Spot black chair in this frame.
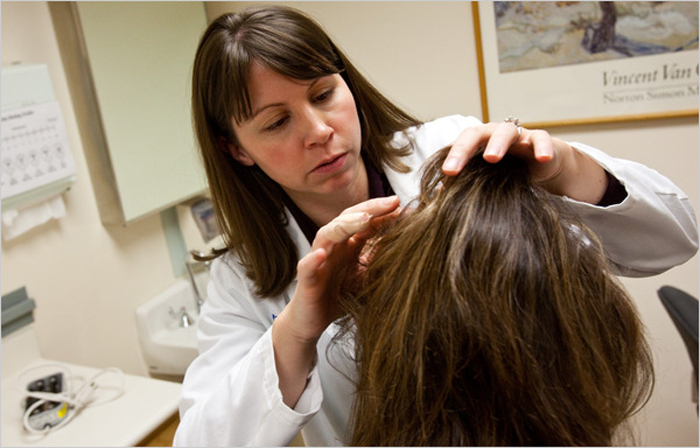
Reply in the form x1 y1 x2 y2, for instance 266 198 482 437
657 285 698 411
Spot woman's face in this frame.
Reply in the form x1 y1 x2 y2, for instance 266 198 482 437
230 61 364 205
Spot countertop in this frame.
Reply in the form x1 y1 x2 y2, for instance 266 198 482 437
1 325 182 447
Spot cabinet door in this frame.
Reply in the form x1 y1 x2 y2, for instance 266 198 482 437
52 2 208 225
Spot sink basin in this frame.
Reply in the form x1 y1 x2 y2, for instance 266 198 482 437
135 271 208 377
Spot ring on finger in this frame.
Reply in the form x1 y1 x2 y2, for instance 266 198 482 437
505 116 522 138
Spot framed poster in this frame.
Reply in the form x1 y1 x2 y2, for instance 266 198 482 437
474 1 699 127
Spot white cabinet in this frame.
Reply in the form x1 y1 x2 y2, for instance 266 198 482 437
50 2 208 225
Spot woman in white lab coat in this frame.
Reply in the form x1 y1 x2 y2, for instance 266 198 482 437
174 5 698 446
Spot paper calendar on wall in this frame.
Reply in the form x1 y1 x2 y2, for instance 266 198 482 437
1 65 77 210
1 101 76 203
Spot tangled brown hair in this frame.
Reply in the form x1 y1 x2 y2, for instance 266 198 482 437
191 5 420 297
339 148 654 446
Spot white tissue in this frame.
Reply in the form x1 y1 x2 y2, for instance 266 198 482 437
1 195 66 241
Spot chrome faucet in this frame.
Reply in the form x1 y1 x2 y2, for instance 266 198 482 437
185 251 211 314
169 306 195 328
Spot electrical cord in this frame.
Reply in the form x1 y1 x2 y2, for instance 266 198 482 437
16 363 126 435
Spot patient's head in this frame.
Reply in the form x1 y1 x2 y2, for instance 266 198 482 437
339 148 653 446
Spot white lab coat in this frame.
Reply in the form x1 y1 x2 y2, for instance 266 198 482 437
174 115 698 447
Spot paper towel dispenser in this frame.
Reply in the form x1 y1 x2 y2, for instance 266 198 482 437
1 64 77 211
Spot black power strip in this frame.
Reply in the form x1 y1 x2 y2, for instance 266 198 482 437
25 372 70 430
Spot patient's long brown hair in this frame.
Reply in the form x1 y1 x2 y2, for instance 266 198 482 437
339 148 654 446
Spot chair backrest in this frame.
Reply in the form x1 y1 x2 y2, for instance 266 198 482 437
657 286 698 378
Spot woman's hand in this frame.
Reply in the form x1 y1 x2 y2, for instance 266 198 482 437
442 121 608 204
272 195 400 408
284 195 400 342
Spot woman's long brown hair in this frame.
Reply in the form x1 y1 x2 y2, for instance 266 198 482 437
191 6 420 297
339 148 654 446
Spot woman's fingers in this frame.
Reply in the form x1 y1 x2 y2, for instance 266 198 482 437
288 197 403 347
442 126 485 174
301 195 401 293
442 121 569 180
443 122 522 174
313 196 400 248
354 206 403 240
510 128 555 163
296 248 326 282
339 195 400 218
323 212 372 243
483 121 522 163
290 196 403 342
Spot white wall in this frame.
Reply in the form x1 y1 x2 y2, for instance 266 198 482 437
1 1 697 446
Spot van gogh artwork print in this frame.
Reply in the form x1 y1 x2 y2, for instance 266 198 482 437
493 1 698 73
475 1 699 125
